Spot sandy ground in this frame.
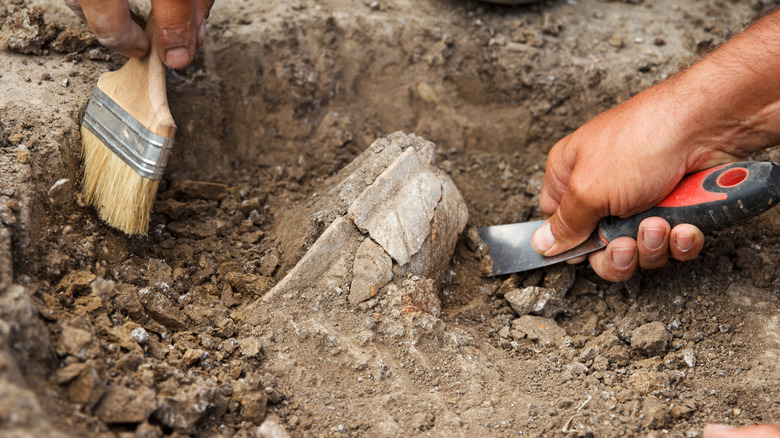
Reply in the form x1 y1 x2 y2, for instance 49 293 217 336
1 0 779 436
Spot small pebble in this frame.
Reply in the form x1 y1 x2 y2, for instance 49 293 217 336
131 327 149 344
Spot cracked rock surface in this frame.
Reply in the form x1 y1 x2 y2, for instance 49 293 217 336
242 131 467 312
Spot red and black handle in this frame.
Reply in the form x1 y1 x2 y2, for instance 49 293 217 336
598 161 780 242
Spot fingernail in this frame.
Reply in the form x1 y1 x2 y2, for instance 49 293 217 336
165 47 190 68
642 228 664 251
676 234 694 252
531 221 555 253
611 247 634 269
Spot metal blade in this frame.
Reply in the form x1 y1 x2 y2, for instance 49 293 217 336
478 220 606 275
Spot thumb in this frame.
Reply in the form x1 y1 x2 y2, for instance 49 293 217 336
152 0 197 68
532 186 603 256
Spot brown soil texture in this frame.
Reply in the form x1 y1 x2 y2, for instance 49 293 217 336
2 0 780 436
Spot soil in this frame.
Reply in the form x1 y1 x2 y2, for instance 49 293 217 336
1 0 779 436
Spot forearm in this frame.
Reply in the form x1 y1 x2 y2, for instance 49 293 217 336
666 10 780 161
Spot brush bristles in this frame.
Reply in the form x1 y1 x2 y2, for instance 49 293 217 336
81 126 160 236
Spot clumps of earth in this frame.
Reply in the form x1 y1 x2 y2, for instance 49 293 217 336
1 0 780 437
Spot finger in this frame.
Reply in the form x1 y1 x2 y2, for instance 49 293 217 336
588 237 638 282
670 224 704 261
703 424 780 438
195 0 215 48
566 254 587 265
533 179 604 256
637 217 671 269
539 136 573 216
152 0 198 68
78 0 148 57
64 0 87 22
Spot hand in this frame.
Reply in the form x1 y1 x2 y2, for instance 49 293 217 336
529 79 737 281
65 0 214 69
530 10 780 282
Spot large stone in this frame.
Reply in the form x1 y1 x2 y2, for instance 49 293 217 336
238 132 468 317
348 147 442 266
349 239 393 306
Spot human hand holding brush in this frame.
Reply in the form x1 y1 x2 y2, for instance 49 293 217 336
81 13 176 235
65 0 214 69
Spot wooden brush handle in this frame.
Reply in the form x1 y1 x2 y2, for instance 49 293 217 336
95 14 176 139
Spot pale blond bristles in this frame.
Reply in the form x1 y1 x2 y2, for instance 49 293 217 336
81 126 160 236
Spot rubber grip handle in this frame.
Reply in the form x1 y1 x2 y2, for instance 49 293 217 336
598 161 780 242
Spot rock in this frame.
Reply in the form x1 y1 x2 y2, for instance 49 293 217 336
349 239 393 306
153 383 227 432
238 336 264 358
182 348 207 367
496 274 519 297
105 324 144 354
131 327 149 344
505 286 567 317
239 132 467 321
96 386 156 424
628 370 669 395
631 321 670 356
48 27 97 53
56 271 96 297
670 401 696 420
259 250 280 277
525 170 545 195
236 374 268 424
258 415 291 438
47 178 73 205
348 147 443 266
64 360 105 408
114 285 145 319
56 325 98 360
52 362 87 385
641 397 670 429
681 349 696 368
165 180 229 200
224 272 272 296
397 175 468 278
511 315 566 346
0 8 56 55
542 264 576 293
90 277 115 299
402 277 441 317
137 288 190 331
239 196 266 214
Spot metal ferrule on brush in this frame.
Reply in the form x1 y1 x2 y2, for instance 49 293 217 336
82 87 173 180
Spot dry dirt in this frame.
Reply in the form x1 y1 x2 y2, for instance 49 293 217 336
1 0 780 436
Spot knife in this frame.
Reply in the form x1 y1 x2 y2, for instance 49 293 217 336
479 161 780 275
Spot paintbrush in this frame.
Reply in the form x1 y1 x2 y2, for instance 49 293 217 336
80 13 176 235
